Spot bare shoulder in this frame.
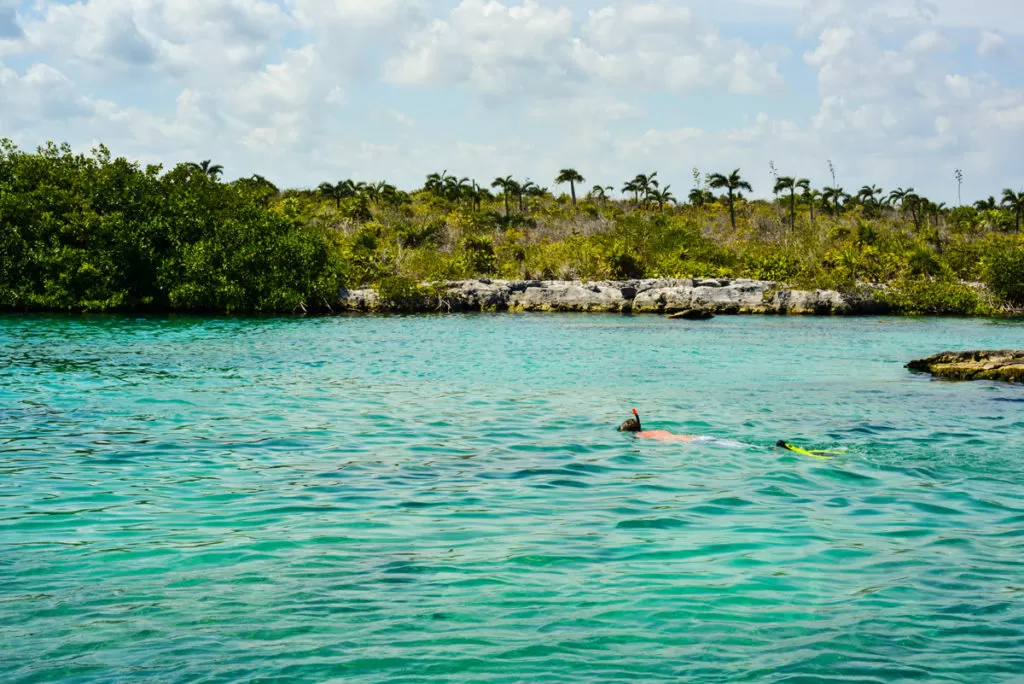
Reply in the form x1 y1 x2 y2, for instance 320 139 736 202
638 430 696 443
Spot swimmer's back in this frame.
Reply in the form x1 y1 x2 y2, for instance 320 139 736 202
637 430 698 443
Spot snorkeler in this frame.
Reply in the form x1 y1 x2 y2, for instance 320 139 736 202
618 409 699 443
618 410 837 456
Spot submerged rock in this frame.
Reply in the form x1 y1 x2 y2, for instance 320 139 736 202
667 309 715 320
337 278 883 316
906 350 1024 383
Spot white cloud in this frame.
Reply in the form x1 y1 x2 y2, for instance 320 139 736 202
18 0 290 78
386 0 783 100
288 0 431 79
526 95 642 122
386 0 578 96
577 3 784 95
90 88 214 152
927 0 1024 30
289 0 427 29
906 29 954 54
945 74 973 99
589 0 1024 198
0 61 95 126
979 96 1024 130
978 30 1007 57
231 45 320 127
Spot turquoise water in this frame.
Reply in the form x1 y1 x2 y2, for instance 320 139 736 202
2 314 1023 683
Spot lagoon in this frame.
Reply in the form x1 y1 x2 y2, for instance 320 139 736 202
2 314 1023 682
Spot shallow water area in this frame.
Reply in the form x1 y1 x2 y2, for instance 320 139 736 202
2 313 1023 682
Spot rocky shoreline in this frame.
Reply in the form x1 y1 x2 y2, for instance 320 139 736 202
338 278 888 315
907 350 1024 383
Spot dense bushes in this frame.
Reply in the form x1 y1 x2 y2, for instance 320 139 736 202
1 140 1022 315
875 278 991 316
981 236 1024 306
0 141 344 313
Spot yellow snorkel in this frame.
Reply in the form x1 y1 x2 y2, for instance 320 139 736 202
776 441 837 460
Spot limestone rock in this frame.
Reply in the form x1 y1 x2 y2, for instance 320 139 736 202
338 278 883 315
508 281 629 312
667 309 715 320
441 279 510 311
769 288 849 315
338 287 380 311
906 350 1024 383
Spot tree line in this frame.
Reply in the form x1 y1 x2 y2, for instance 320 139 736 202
315 165 1023 234
2 139 1022 314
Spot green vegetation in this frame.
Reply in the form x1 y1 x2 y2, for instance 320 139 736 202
0 141 343 313
1 140 1022 315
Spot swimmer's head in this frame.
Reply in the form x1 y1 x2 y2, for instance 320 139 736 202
619 408 642 433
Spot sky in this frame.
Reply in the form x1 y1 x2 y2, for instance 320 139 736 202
1 0 1023 201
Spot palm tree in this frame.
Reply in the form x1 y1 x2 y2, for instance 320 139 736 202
188 160 224 180
518 180 536 213
648 186 676 210
798 180 817 227
589 185 613 203
506 179 523 214
688 188 714 207
888 187 914 217
361 182 383 205
232 174 279 205
491 176 514 217
318 182 342 208
857 185 883 216
465 181 490 211
774 176 806 230
822 186 846 217
975 196 998 211
555 169 585 207
443 175 470 204
424 170 449 198
904 192 924 231
622 179 640 205
708 169 752 231
636 172 659 198
380 184 409 209
1001 189 1024 232
317 179 357 208
885 187 923 230
621 172 658 205
369 182 399 206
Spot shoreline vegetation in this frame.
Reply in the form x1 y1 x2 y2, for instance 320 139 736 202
2 140 1023 316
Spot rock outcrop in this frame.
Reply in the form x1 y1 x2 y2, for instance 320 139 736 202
668 309 715 320
338 278 886 316
906 350 1024 383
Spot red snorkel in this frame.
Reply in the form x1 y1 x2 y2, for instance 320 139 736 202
632 408 641 431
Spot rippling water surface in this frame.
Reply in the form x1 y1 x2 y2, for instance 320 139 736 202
2 314 1023 682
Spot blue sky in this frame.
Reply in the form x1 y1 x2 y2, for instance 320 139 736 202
1 0 1023 202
